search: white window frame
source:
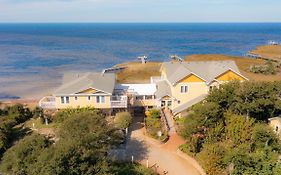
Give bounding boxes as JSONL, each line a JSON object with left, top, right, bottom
{"left": 61, "top": 96, "right": 69, "bottom": 104}
{"left": 96, "top": 96, "right": 105, "bottom": 103}
{"left": 180, "top": 85, "right": 188, "bottom": 93}
{"left": 65, "top": 96, "right": 70, "bottom": 104}
{"left": 61, "top": 96, "right": 65, "bottom": 104}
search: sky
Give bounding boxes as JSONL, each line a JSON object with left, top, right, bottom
{"left": 0, "top": 0, "right": 281, "bottom": 23}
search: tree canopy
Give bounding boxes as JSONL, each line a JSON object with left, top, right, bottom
{"left": 181, "top": 81, "right": 281, "bottom": 175}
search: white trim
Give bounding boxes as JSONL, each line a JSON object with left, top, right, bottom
{"left": 75, "top": 86, "right": 112, "bottom": 95}
{"left": 55, "top": 93, "right": 111, "bottom": 96}
{"left": 96, "top": 96, "right": 106, "bottom": 104}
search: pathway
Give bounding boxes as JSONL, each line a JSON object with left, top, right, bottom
{"left": 111, "top": 115, "right": 206, "bottom": 175}
{"left": 163, "top": 108, "right": 176, "bottom": 134}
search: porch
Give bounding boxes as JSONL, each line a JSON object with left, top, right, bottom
{"left": 39, "top": 96, "right": 56, "bottom": 109}
{"left": 110, "top": 96, "right": 128, "bottom": 108}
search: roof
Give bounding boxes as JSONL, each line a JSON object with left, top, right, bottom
{"left": 115, "top": 84, "right": 157, "bottom": 96}
{"left": 162, "top": 61, "right": 246, "bottom": 85}
{"left": 268, "top": 117, "right": 281, "bottom": 123}
{"left": 172, "top": 94, "right": 208, "bottom": 115}
{"left": 54, "top": 73, "right": 116, "bottom": 95}
{"left": 155, "top": 80, "right": 172, "bottom": 99}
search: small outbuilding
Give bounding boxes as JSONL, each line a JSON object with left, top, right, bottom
{"left": 268, "top": 117, "right": 281, "bottom": 135}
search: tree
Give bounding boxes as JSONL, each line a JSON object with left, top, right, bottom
{"left": 114, "top": 112, "right": 132, "bottom": 129}
{"left": 0, "top": 134, "right": 51, "bottom": 175}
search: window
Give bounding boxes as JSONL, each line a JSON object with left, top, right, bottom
{"left": 145, "top": 95, "right": 153, "bottom": 100}
{"left": 61, "top": 96, "right": 65, "bottom": 104}
{"left": 276, "top": 126, "right": 279, "bottom": 132}
{"left": 88, "top": 96, "right": 91, "bottom": 101}
{"left": 61, "top": 96, "right": 69, "bottom": 104}
{"left": 96, "top": 96, "right": 105, "bottom": 103}
{"left": 65, "top": 96, "right": 70, "bottom": 104}
{"left": 136, "top": 96, "right": 144, "bottom": 100}
{"left": 180, "top": 85, "right": 188, "bottom": 93}
{"left": 178, "top": 100, "right": 181, "bottom": 104}
{"left": 75, "top": 96, "right": 78, "bottom": 101}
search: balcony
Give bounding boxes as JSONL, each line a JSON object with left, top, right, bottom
{"left": 39, "top": 96, "right": 56, "bottom": 109}
{"left": 110, "top": 96, "right": 127, "bottom": 108}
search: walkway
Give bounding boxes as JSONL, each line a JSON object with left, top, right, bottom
{"left": 111, "top": 115, "right": 205, "bottom": 175}
{"left": 163, "top": 108, "right": 176, "bottom": 134}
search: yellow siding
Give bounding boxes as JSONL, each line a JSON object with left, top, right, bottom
{"left": 55, "top": 96, "right": 111, "bottom": 109}
{"left": 170, "top": 83, "right": 208, "bottom": 110}
{"left": 77, "top": 88, "right": 97, "bottom": 94}
{"left": 216, "top": 70, "right": 245, "bottom": 81}
{"left": 179, "top": 74, "right": 205, "bottom": 83}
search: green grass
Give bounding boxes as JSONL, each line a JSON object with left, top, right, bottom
{"left": 113, "top": 163, "right": 158, "bottom": 175}
{"left": 24, "top": 118, "right": 60, "bottom": 129}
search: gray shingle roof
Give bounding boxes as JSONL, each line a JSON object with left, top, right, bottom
{"left": 163, "top": 61, "right": 245, "bottom": 85}
{"left": 54, "top": 73, "right": 115, "bottom": 95}
{"left": 172, "top": 94, "right": 208, "bottom": 115}
{"left": 155, "top": 80, "right": 172, "bottom": 99}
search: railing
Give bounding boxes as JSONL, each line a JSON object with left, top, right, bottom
{"left": 150, "top": 76, "right": 162, "bottom": 83}
{"left": 110, "top": 96, "right": 127, "bottom": 108}
{"left": 39, "top": 96, "right": 56, "bottom": 109}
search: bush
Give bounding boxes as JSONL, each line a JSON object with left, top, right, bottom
{"left": 145, "top": 109, "right": 160, "bottom": 118}
{"left": 114, "top": 112, "right": 132, "bottom": 129}
{"left": 53, "top": 107, "right": 99, "bottom": 123}
{"left": 32, "top": 106, "right": 43, "bottom": 119}
{"left": 0, "top": 134, "right": 51, "bottom": 175}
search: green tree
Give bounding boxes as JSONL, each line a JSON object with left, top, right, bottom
{"left": 0, "top": 134, "right": 51, "bottom": 175}
{"left": 114, "top": 112, "right": 132, "bottom": 129}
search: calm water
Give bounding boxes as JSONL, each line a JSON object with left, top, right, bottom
{"left": 0, "top": 23, "right": 281, "bottom": 99}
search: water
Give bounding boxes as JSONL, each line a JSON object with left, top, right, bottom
{"left": 0, "top": 23, "right": 281, "bottom": 99}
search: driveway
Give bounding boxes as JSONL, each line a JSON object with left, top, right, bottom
{"left": 125, "top": 115, "right": 205, "bottom": 175}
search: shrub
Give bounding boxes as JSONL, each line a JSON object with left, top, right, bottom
{"left": 53, "top": 107, "right": 99, "bottom": 123}
{"left": 32, "top": 106, "right": 43, "bottom": 119}
{"left": 145, "top": 109, "right": 160, "bottom": 118}
{"left": 114, "top": 112, "right": 132, "bottom": 129}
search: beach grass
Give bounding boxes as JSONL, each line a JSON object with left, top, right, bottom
{"left": 116, "top": 61, "right": 162, "bottom": 83}
{"left": 250, "top": 45, "right": 281, "bottom": 60}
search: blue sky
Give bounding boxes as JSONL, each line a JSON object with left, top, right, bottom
{"left": 0, "top": 0, "right": 281, "bottom": 22}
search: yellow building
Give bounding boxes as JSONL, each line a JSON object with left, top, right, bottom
{"left": 39, "top": 60, "right": 247, "bottom": 116}
{"left": 155, "top": 61, "right": 248, "bottom": 116}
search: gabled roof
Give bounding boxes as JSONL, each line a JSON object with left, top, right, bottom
{"left": 172, "top": 94, "right": 208, "bottom": 115}
{"left": 155, "top": 80, "right": 173, "bottom": 99}
{"left": 162, "top": 61, "right": 246, "bottom": 85}
{"left": 54, "top": 73, "right": 115, "bottom": 95}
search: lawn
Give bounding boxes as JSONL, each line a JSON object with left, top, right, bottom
{"left": 113, "top": 163, "right": 158, "bottom": 175}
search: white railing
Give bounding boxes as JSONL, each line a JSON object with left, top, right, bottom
{"left": 150, "top": 76, "right": 162, "bottom": 83}
{"left": 110, "top": 96, "right": 127, "bottom": 108}
{"left": 39, "top": 96, "right": 56, "bottom": 109}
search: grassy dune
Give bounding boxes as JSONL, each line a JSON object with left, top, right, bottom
{"left": 250, "top": 45, "right": 281, "bottom": 60}
{"left": 185, "top": 54, "right": 281, "bottom": 81}
{"left": 116, "top": 52, "right": 281, "bottom": 83}
{"left": 116, "top": 62, "right": 162, "bottom": 83}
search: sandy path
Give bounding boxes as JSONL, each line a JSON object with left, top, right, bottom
{"left": 125, "top": 116, "right": 205, "bottom": 175}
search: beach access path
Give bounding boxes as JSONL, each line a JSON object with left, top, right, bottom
{"left": 111, "top": 114, "right": 206, "bottom": 175}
